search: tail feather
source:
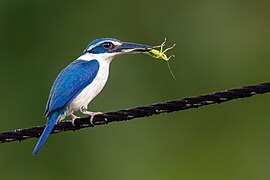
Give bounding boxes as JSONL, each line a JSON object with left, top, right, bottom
{"left": 32, "top": 111, "right": 60, "bottom": 156}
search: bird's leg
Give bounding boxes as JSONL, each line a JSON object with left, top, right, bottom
{"left": 80, "top": 106, "right": 103, "bottom": 125}
{"left": 70, "top": 113, "right": 80, "bottom": 126}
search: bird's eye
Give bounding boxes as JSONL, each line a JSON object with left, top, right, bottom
{"left": 103, "top": 42, "right": 115, "bottom": 49}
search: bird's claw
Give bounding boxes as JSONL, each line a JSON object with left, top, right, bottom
{"left": 89, "top": 112, "right": 103, "bottom": 125}
{"left": 80, "top": 107, "right": 103, "bottom": 125}
{"left": 71, "top": 114, "right": 80, "bottom": 126}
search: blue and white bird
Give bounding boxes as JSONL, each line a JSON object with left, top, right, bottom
{"left": 32, "top": 38, "right": 153, "bottom": 156}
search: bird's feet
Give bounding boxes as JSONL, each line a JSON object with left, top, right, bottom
{"left": 71, "top": 113, "right": 80, "bottom": 126}
{"left": 80, "top": 107, "right": 103, "bottom": 125}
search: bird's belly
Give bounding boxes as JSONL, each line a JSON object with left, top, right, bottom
{"left": 69, "top": 61, "right": 110, "bottom": 112}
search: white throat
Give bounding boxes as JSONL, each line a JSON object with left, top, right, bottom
{"left": 78, "top": 52, "right": 116, "bottom": 62}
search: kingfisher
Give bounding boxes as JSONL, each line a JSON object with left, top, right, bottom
{"left": 32, "top": 38, "right": 154, "bottom": 156}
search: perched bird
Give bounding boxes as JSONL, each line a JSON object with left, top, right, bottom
{"left": 32, "top": 38, "right": 153, "bottom": 156}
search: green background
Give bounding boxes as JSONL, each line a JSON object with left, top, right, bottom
{"left": 1, "top": 0, "right": 270, "bottom": 179}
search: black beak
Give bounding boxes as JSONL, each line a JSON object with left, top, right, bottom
{"left": 112, "top": 42, "right": 153, "bottom": 54}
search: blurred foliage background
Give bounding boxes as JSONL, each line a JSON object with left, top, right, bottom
{"left": 0, "top": 0, "right": 270, "bottom": 179}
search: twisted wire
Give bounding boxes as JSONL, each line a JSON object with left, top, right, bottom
{"left": 0, "top": 82, "right": 269, "bottom": 143}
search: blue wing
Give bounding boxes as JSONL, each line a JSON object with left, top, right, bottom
{"left": 45, "top": 59, "right": 100, "bottom": 117}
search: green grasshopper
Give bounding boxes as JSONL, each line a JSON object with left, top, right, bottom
{"left": 145, "top": 38, "right": 176, "bottom": 79}
{"left": 145, "top": 38, "right": 176, "bottom": 61}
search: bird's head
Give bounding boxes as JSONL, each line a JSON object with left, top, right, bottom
{"left": 78, "top": 38, "right": 153, "bottom": 61}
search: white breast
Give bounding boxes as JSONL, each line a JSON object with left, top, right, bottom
{"left": 69, "top": 59, "right": 111, "bottom": 112}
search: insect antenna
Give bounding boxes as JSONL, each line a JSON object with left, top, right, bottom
{"left": 166, "top": 56, "right": 176, "bottom": 80}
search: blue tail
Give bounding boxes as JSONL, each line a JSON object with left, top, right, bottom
{"left": 32, "top": 111, "right": 61, "bottom": 156}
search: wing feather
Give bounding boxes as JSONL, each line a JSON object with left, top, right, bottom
{"left": 45, "top": 59, "right": 99, "bottom": 117}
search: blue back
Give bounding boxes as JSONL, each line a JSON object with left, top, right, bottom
{"left": 45, "top": 59, "right": 100, "bottom": 117}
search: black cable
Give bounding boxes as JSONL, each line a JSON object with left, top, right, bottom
{"left": 0, "top": 82, "right": 269, "bottom": 144}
